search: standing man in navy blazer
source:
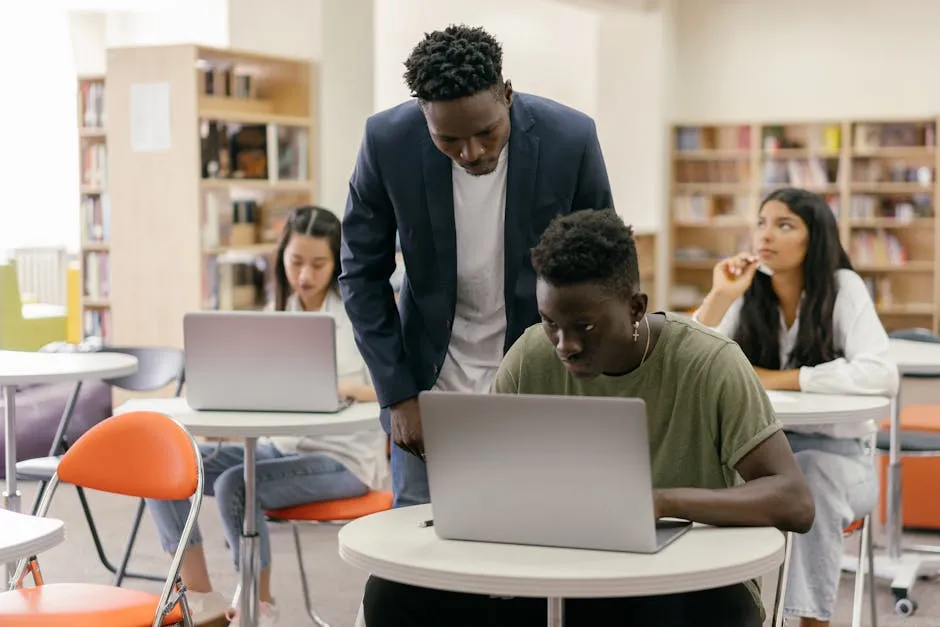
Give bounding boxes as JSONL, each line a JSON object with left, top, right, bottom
{"left": 339, "top": 24, "right": 614, "bottom": 508}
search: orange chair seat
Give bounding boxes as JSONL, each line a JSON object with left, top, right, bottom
{"left": 267, "top": 490, "right": 393, "bottom": 521}
{"left": 0, "top": 583, "right": 184, "bottom": 627}
{"left": 843, "top": 519, "right": 864, "bottom": 535}
{"left": 878, "top": 405, "right": 940, "bottom": 432}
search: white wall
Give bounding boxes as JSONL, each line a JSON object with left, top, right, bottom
{"left": 228, "top": 0, "right": 321, "bottom": 60}
{"left": 674, "top": 0, "right": 940, "bottom": 122}
{"left": 104, "top": 0, "right": 228, "bottom": 48}
{"left": 373, "top": 0, "right": 599, "bottom": 116}
{"left": 69, "top": 11, "right": 107, "bottom": 75}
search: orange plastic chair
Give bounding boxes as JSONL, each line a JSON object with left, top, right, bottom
{"left": 266, "top": 490, "right": 393, "bottom": 627}
{"left": 0, "top": 410, "right": 205, "bottom": 627}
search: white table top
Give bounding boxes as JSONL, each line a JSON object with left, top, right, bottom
{"left": 0, "top": 350, "right": 138, "bottom": 386}
{"left": 114, "top": 397, "right": 381, "bottom": 437}
{"left": 338, "top": 504, "right": 785, "bottom": 598}
{"left": 888, "top": 338, "right": 940, "bottom": 376}
{"left": 767, "top": 390, "right": 890, "bottom": 427}
{"left": 0, "top": 509, "right": 65, "bottom": 563}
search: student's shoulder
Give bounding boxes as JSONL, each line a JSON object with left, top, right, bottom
{"left": 834, "top": 268, "right": 872, "bottom": 303}
{"left": 509, "top": 324, "right": 557, "bottom": 362}
{"left": 364, "top": 100, "right": 426, "bottom": 145}
{"left": 663, "top": 312, "right": 740, "bottom": 366}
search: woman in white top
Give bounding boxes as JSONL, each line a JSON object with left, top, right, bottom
{"left": 146, "top": 206, "right": 387, "bottom": 627}
{"left": 694, "top": 188, "right": 898, "bottom": 627}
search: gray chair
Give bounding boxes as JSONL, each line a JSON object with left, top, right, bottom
{"left": 15, "top": 346, "right": 185, "bottom": 586}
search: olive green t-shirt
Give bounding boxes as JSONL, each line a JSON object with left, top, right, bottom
{"left": 491, "top": 313, "right": 782, "bottom": 611}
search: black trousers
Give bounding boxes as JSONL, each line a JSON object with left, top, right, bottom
{"left": 363, "top": 576, "right": 764, "bottom": 627}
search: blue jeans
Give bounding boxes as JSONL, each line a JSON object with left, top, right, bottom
{"left": 783, "top": 432, "right": 877, "bottom": 621}
{"left": 146, "top": 441, "right": 368, "bottom": 569}
{"left": 381, "top": 407, "right": 430, "bottom": 508}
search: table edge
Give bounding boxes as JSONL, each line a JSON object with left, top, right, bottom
{"left": 0, "top": 521, "right": 66, "bottom": 563}
{"left": 337, "top": 536, "right": 785, "bottom": 599}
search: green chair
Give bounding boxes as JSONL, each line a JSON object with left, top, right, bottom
{"left": 0, "top": 262, "right": 67, "bottom": 351}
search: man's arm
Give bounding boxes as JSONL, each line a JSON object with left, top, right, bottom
{"left": 572, "top": 119, "right": 614, "bottom": 211}
{"left": 339, "top": 120, "right": 419, "bottom": 408}
{"left": 655, "top": 344, "right": 815, "bottom": 533}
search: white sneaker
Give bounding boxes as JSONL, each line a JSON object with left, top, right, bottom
{"left": 226, "top": 600, "right": 279, "bottom": 626}
{"left": 185, "top": 591, "right": 230, "bottom": 625}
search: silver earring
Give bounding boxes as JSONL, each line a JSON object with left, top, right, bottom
{"left": 632, "top": 321, "right": 640, "bottom": 342}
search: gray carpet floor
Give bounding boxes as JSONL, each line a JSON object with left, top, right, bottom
{"left": 13, "top": 480, "right": 940, "bottom": 626}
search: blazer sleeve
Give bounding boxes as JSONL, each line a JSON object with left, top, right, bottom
{"left": 339, "top": 120, "right": 419, "bottom": 408}
{"left": 572, "top": 119, "right": 614, "bottom": 212}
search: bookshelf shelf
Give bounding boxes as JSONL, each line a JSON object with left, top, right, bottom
{"left": 77, "top": 74, "right": 111, "bottom": 342}
{"left": 105, "top": 44, "right": 317, "bottom": 349}
{"left": 669, "top": 118, "right": 940, "bottom": 332}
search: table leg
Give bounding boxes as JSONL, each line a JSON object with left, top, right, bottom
{"left": 238, "top": 437, "right": 261, "bottom": 627}
{"left": 547, "top": 597, "right": 564, "bottom": 627}
{"left": 886, "top": 392, "right": 902, "bottom": 560}
{"left": 2, "top": 384, "right": 20, "bottom": 584}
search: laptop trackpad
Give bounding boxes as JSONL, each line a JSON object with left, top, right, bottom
{"left": 656, "top": 518, "right": 692, "bottom": 549}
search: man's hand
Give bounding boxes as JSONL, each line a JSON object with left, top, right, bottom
{"left": 390, "top": 397, "right": 424, "bottom": 459}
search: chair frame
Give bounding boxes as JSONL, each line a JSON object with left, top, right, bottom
{"left": 21, "top": 351, "right": 185, "bottom": 587}
{"left": 8, "top": 411, "right": 204, "bottom": 627}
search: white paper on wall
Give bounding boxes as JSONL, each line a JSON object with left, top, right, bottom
{"left": 129, "top": 82, "right": 172, "bottom": 153}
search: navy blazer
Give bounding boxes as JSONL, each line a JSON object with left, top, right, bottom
{"left": 339, "top": 93, "right": 614, "bottom": 409}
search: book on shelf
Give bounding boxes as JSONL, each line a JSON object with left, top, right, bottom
{"left": 82, "top": 195, "right": 111, "bottom": 244}
{"left": 79, "top": 81, "right": 105, "bottom": 128}
{"left": 82, "top": 143, "right": 107, "bottom": 188}
{"left": 83, "top": 308, "right": 111, "bottom": 341}
{"left": 83, "top": 251, "right": 110, "bottom": 301}
{"left": 675, "top": 125, "right": 751, "bottom": 151}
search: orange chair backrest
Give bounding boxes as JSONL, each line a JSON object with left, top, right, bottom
{"left": 57, "top": 410, "right": 198, "bottom": 500}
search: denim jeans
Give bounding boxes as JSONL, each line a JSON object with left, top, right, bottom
{"left": 783, "top": 431, "right": 878, "bottom": 621}
{"left": 146, "top": 441, "right": 369, "bottom": 569}
{"left": 380, "top": 406, "right": 430, "bottom": 508}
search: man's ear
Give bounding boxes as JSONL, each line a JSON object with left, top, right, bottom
{"left": 504, "top": 79, "right": 513, "bottom": 106}
{"left": 631, "top": 292, "right": 649, "bottom": 322}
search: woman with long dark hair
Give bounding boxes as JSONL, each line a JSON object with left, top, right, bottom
{"left": 146, "top": 206, "right": 384, "bottom": 626}
{"left": 694, "top": 188, "right": 898, "bottom": 627}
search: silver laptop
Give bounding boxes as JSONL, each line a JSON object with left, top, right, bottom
{"left": 419, "top": 391, "right": 692, "bottom": 554}
{"left": 183, "top": 311, "right": 349, "bottom": 412}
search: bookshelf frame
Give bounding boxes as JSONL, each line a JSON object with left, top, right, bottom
{"left": 669, "top": 117, "right": 940, "bottom": 333}
{"left": 105, "top": 44, "right": 318, "bottom": 349}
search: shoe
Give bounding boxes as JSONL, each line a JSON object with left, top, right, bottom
{"left": 226, "top": 600, "right": 279, "bottom": 626}
{"left": 185, "top": 591, "right": 230, "bottom": 625}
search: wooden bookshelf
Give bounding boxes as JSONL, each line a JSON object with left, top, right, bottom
{"left": 669, "top": 118, "right": 940, "bottom": 333}
{"left": 77, "top": 74, "right": 111, "bottom": 341}
{"left": 105, "top": 45, "right": 317, "bottom": 349}
{"left": 634, "top": 232, "right": 658, "bottom": 310}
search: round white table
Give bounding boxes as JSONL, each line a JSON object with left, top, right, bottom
{"left": 766, "top": 390, "right": 890, "bottom": 427}
{"left": 114, "top": 396, "right": 381, "bottom": 627}
{"left": 0, "top": 350, "right": 138, "bottom": 518}
{"left": 339, "top": 504, "right": 785, "bottom": 627}
{"left": 0, "top": 508, "right": 65, "bottom": 588}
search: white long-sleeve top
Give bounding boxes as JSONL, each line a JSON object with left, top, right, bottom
{"left": 694, "top": 269, "right": 899, "bottom": 439}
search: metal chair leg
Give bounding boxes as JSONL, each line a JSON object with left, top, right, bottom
{"left": 291, "top": 523, "right": 331, "bottom": 627}
{"left": 851, "top": 517, "right": 868, "bottom": 627}
{"left": 866, "top": 516, "right": 878, "bottom": 627}
{"left": 772, "top": 531, "right": 792, "bottom": 627}
{"left": 113, "top": 498, "right": 147, "bottom": 586}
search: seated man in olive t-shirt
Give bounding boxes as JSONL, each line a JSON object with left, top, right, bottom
{"left": 362, "top": 210, "right": 815, "bottom": 627}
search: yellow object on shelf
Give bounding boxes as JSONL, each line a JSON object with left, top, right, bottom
{"left": 67, "top": 265, "right": 81, "bottom": 344}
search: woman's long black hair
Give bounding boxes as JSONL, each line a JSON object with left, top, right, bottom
{"left": 733, "top": 188, "right": 853, "bottom": 370}
{"left": 273, "top": 206, "right": 342, "bottom": 311}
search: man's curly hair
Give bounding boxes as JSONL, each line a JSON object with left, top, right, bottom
{"left": 531, "top": 209, "right": 639, "bottom": 298}
{"left": 403, "top": 24, "right": 504, "bottom": 102}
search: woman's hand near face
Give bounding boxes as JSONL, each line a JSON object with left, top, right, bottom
{"left": 712, "top": 253, "right": 761, "bottom": 299}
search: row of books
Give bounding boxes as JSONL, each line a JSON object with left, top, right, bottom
{"left": 80, "top": 81, "right": 105, "bottom": 129}
{"left": 850, "top": 231, "right": 909, "bottom": 266}
{"left": 83, "top": 251, "right": 110, "bottom": 300}
{"left": 83, "top": 308, "right": 111, "bottom": 342}
{"left": 82, "top": 195, "right": 111, "bottom": 244}
{"left": 848, "top": 196, "right": 933, "bottom": 220}
{"left": 82, "top": 143, "right": 107, "bottom": 189}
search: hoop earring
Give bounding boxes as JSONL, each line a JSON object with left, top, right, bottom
{"left": 632, "top": 320, "right": 640, "bottom": 342}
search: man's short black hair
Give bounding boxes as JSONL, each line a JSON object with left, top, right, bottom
{"left": 531, "top": 209, "right": 640, "bottom": 299}
{"left": 403, "top": 24, "right": 503, "bottom": 102}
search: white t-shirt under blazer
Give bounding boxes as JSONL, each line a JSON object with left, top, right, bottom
{"left": 695, "top": 269, "right": 899, "bottom": 439}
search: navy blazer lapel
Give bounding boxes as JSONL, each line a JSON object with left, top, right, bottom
{"left": 422, "top": 138, "right": 457, "bottom": 296}
{"left": 504, "top": 98, "right": 539, "bottom": 316}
